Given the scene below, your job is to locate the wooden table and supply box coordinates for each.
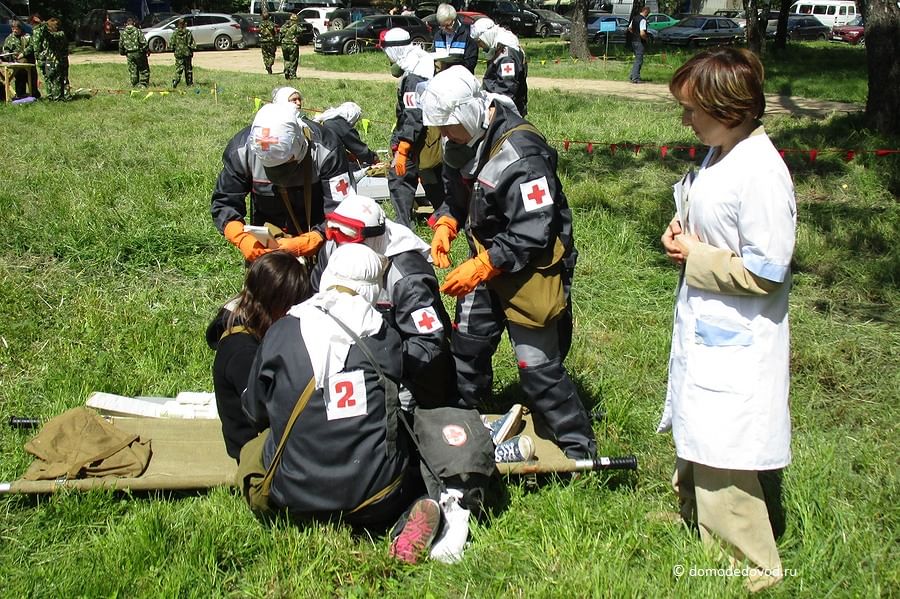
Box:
[0,62,37,102]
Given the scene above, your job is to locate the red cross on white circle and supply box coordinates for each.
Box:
[255,127,280,151]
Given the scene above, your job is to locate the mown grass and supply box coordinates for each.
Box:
[299,37,868,103]
[0,63,897,597]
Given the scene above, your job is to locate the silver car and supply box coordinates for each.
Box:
[143,13,246,53]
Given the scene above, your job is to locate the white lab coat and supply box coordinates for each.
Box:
[658,129,797,470]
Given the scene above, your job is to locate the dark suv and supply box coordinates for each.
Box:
[465,0,537,37]
[75,9,137,50]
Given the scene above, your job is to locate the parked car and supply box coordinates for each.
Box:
[314,14,429,54]
[0,1,30,47]
[326,7,384,31]
[422,10,488,30]
[529,8,572,38]
[297,7,333,36]
[588,15,656,44]
[140,12,179,28]
[656,15,743,47]
[143,13,246,53]
[789,0,858,28]
[465,0,538,37]
[75,9,137,50]
[647,12,680,31]
[236,12,314,46]
[831,14,864,45]
[766,15,829,40]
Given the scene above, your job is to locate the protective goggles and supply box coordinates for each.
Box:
[324,212,385,244]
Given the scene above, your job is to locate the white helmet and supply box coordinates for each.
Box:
[324,194,386,244]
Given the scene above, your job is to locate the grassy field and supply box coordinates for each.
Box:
[0,63,897,597]
[299,38,869,103]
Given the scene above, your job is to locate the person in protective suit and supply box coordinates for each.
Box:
[419,66,596,460]
[313,102,381,168]
[469,18,528,116]
[211,97,354,262]
[382,28,444,229]
[309,193,458,409]
[242,243,429,532]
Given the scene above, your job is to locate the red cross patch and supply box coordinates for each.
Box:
[500,61,516,78]
[442,424,468,446]
[255,127,280,151]
[402,91,417,109]
[519,176,553,212]
[412,306,442,333]
[329,174,352,198]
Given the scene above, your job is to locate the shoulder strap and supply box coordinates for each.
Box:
[489,122,544,160]
[260,376,316,498]
[276,126,315,235]
[218,325,253,342]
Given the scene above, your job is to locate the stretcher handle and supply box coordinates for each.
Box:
[8,416,40,429]
[592,455,638,471]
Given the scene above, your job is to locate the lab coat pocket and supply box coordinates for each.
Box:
[685,317,756,396]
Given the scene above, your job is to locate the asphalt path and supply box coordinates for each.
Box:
[68,47,862,118]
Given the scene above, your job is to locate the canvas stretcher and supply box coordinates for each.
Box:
[1,412,635,495]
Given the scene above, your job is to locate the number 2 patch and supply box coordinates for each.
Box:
[325,370,367,420]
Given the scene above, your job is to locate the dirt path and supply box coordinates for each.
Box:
[68,47,862,118]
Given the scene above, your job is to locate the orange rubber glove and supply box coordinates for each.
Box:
[393,140,412,177]
[430,216,458,269]
[224,220,271,262]
[440,251,500,297]
[277,231,325,257]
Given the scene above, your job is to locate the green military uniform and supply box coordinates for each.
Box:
[1,30,35,99]
[259,16,279,74]
[119,24,150,87]
[280,15,301,80]
[41,23,69,101]
[170,25,195,87]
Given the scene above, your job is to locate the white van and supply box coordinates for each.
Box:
[790,0,857,27]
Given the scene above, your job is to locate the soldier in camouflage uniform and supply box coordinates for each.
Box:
[119,17,150,88]
[280,13,301,80]
[170,19,195,87]
[1,20,35,99]
[42,17,69,101]
[259,12,279,74]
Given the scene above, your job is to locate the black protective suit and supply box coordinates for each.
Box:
[211,118,353,236]
[320,116,380,167]
[482,45,528,116]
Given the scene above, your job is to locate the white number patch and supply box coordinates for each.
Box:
[402,91,417,109]
[325,370,368,420]
[519,176,553,212]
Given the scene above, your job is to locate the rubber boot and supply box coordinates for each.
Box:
[519,359,596,459]
[450,329,499,409]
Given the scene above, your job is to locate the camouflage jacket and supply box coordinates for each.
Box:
[2,32,32,60]
[259,20,279,44]
[30,23,47,60]
[280,22,300,47]
[45,29,68,60]
[119,25,148,55]
[170,28,195,58]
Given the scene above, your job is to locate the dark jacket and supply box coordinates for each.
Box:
[242,314,411,521]
[321,116,380,166]
[432,20,479,73]
[210,117,353,236]
[391,72,429,149]
[482,45,528,116]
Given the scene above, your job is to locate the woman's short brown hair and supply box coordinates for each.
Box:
[669,47,766,128]
[232,251,310,339]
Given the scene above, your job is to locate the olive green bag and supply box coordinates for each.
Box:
[236,377,315,512]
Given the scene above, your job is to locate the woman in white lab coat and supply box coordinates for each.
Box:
[659,47,797,592]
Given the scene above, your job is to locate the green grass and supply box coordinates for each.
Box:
[299,37,868,103]
[0,63,897,597]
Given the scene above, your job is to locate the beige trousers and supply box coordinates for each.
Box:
[673,458,784,591]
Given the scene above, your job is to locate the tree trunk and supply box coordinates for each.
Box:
[772,2,790,51]
[864,0,900,135]
[569,0,590,59]
[743,0,761,55]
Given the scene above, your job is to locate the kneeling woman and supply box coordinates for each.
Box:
[242,244,426,531]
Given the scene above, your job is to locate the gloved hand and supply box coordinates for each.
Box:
[440,251,500,297]
[277,231,325,257]
[224,220,271,262]
[393,140,412,177]
[430,216,458,269]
